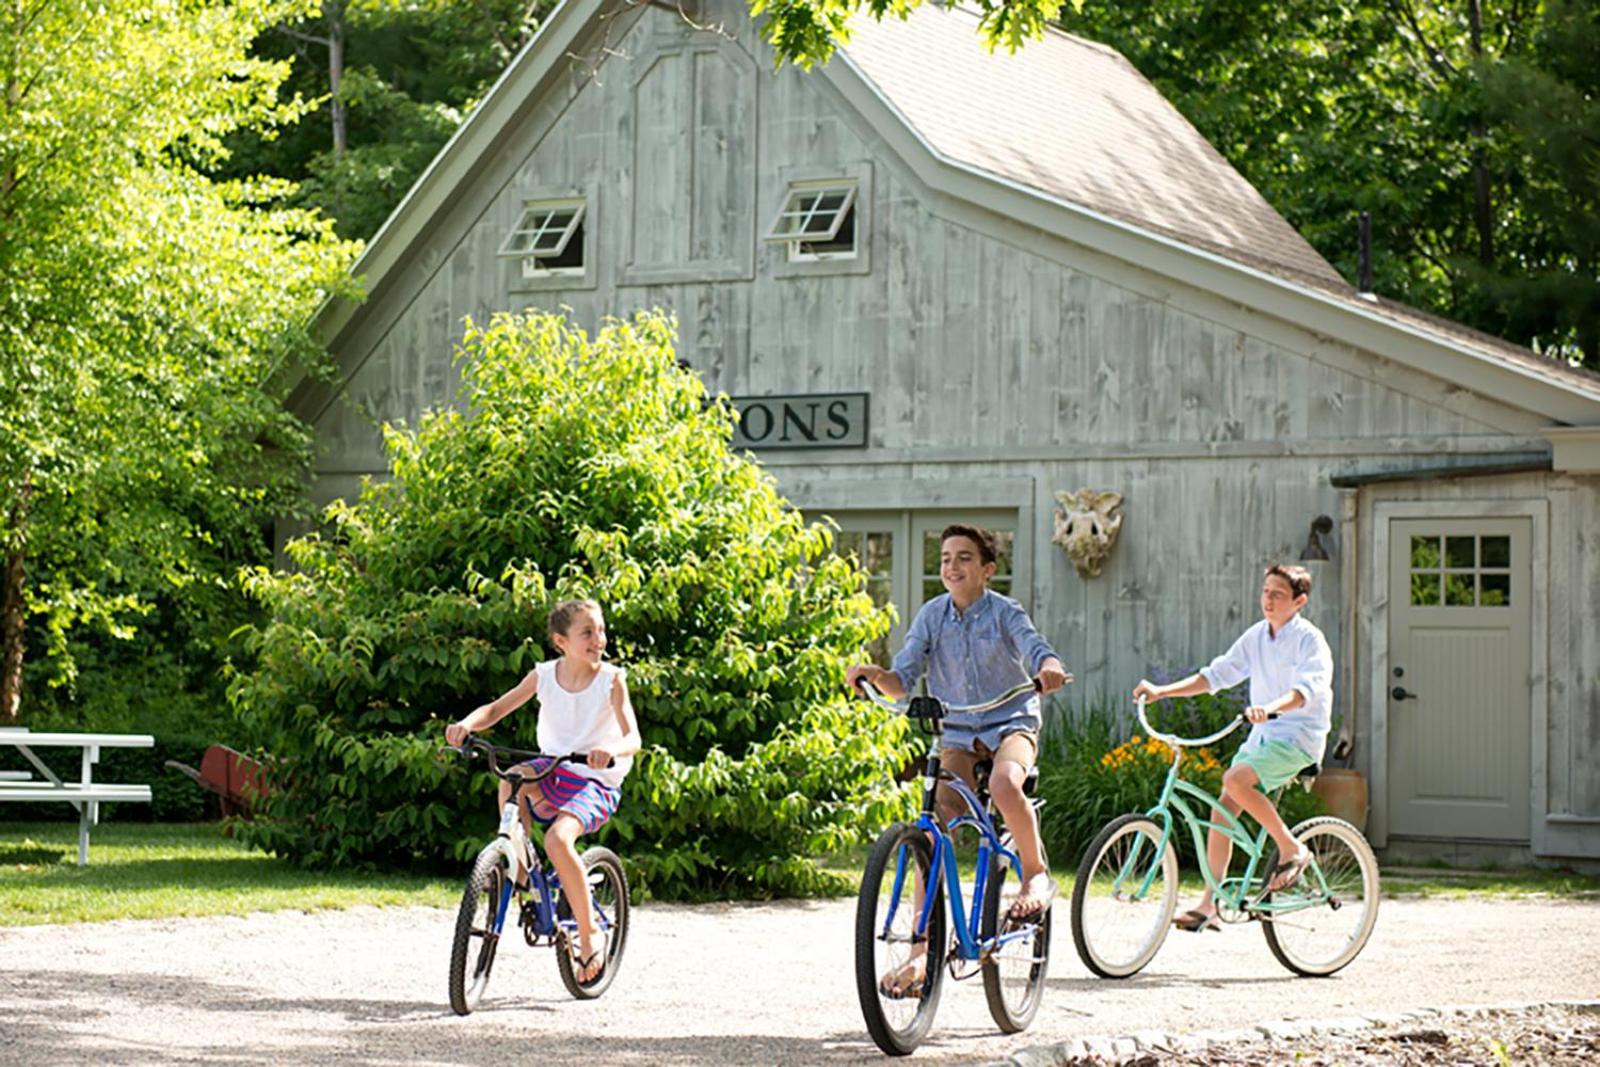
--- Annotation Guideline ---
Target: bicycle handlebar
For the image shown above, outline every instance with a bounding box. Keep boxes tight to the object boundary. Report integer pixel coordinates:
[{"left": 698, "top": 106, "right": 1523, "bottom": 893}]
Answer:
[
  {"left": 446, "top": 735, "right": 615, "bottom": 780},
  {"left": 854, "top": 676, "right": 1043, "bottom": 718},
  {"left": 1134, "top": 695, "right": 1278, "bottom": 748}
]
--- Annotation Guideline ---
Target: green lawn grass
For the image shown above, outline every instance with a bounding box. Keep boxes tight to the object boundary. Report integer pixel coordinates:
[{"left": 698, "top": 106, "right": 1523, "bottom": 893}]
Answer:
[
  {"left": 7, "top": 822, "right": 1598, "bottom": 927},
  {"left": 0, "top": 821, "right": 459, "bottom": 926}
]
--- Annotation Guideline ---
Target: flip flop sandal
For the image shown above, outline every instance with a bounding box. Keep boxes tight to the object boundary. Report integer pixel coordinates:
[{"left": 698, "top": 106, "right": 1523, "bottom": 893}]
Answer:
[
  {"left": 1253, "top": 850, "right": 1314, "bottom": 902},
  {"left": 574, "top": 951, "right": 605, "bottom": 983},
  {"left": 1172, "top": 908, "right": 1221, "bottom": 932},
  {"left": 1007, "top": 877, "right": 1058, "bottom": 922},
  {"left": 878, "top": 966, "right": 926, "bottom": 1000},
  {"left": 570, "top": 927, "right": 608, "bottom": 983}
]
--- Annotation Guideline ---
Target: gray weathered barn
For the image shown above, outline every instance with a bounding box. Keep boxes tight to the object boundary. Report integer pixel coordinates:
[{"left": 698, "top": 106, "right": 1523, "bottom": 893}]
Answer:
[{"left": 291, "top": 0, "right": 1600, "bottom": 864}]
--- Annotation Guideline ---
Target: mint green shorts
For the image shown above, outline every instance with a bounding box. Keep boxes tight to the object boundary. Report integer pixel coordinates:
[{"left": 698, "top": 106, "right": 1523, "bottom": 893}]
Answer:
[{"left": 1231, "top": 739, "right": 1315, "bottom": 791}]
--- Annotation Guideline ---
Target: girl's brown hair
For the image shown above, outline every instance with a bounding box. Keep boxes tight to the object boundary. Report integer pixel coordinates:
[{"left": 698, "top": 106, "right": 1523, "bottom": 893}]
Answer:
[{"left": 547, "top": 598, "right": 602, "bottom": 637}]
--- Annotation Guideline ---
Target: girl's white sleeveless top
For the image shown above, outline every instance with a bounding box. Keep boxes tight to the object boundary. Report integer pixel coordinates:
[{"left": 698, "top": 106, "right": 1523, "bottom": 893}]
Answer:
[{"left": 534, "top": 661, "right": 631, "bottom": 789}]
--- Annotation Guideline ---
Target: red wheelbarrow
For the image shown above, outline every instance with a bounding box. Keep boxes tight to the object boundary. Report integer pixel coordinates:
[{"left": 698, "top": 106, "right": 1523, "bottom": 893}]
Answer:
[{"left": 165, "top": 745, "right": 268, "bottom": 818}]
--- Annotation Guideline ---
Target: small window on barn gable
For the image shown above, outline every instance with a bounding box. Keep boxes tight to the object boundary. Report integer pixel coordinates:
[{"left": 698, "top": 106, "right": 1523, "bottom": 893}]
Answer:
[
  {"left": 766, "top": 180, "right": 858, "bottom": 262},
  {"left": 499, "top": 198, "right": 586, "bottom": 278}
]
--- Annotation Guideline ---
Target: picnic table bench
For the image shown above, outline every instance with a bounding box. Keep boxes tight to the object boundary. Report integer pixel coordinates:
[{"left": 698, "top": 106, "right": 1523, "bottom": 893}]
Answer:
[{"left": 0, "top": 727, "right": 154, "bottom": 865}]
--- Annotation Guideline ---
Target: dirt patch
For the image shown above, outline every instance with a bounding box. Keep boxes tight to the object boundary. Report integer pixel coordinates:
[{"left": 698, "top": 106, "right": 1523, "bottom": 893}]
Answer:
[{"left": 1047, "top": 1004, "right": 1600, "bottom": 1066}]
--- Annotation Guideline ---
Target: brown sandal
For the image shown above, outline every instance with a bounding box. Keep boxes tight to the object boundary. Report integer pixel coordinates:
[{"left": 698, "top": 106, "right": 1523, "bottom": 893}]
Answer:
[{"left": 1173, "top": 908, "right": 1220, "bottom": 932}]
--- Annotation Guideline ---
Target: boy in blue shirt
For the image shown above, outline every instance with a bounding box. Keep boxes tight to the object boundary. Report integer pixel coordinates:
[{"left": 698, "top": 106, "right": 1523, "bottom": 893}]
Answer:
[
  {"left": 847, "top": 524, "right": 1070, "bottom": 931},
  {"left": 1133, "top": 563, "right": 1333, "bottom": 931}
]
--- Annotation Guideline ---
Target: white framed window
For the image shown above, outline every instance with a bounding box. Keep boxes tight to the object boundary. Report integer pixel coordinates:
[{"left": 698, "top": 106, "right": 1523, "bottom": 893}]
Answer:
[
  {"left": 765, "top": 180, "right": 858, "bottom": 262},
  {"left": 812, "top": 509, "right": 1022, "bottom": 667},
  {"left": 499, "top": 198, "right": 586, "bottom": 278}
]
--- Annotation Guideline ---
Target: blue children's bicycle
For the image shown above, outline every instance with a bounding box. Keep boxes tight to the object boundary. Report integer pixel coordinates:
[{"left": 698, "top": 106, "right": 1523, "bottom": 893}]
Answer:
[
  {"left": 853, "top": 677, "right": 1053, "bottom": 1056},
  {"left": 445, "top": 736, "right": 630, "bottom": 1013}
]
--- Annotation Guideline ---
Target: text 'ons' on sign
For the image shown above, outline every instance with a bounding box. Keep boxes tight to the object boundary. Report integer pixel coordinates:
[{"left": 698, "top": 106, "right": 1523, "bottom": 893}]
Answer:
[{"left": 730, "top": 393, "right": 868, "bottom": 450}]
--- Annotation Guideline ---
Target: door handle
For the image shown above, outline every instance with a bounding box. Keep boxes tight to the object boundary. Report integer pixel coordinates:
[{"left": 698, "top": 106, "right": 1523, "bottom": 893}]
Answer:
[{"left": 1391, "top": 686, "right": 1416, "bottom": 701}]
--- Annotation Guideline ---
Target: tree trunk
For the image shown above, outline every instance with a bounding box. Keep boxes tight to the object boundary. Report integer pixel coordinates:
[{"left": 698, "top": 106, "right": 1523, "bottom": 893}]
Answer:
[
  {"left": 1466, "top": 0, "right": 1495, "bottom": 267},
  {"left": 328, "top": 3, "right": 346, "bottom": 155},
  {"left": 0, "top": 477, "right": 30, "bottom": 723}
]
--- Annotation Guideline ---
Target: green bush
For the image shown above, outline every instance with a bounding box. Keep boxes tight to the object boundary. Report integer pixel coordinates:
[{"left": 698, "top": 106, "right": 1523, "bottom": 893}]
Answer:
[
  {"left": 1038, "top": 688, "right": 1323, "bottom": 873},
  {"left": 227, "top": 309, "right": 911, "bottom": 897}
]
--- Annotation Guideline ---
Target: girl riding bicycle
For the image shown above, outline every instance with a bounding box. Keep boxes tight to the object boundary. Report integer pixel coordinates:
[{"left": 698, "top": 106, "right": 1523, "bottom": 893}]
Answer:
[{"left": 445, "top": 598, "right": 641, "bottom": 983}]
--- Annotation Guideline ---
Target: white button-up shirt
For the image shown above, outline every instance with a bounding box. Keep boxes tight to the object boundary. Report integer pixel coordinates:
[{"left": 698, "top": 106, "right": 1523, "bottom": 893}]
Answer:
[{"left": 1200, "top": 613, "right": 1333, "bottom": 763}]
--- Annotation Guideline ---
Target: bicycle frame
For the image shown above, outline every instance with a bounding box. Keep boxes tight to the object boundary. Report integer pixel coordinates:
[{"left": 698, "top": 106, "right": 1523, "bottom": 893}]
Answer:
[
  {"left": 1116, "top": 699, "right": 1326, "bottom": 917},
  {"left": 863, "top": 678, "right": 1045, "bottom": 964},
  {"left": 456, "top": 740, "right": 613, "bottom": 946}
]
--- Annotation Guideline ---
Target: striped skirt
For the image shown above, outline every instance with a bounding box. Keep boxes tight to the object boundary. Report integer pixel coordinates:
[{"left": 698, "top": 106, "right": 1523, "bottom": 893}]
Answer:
[{"left": 515, "top": 758, "right": 620, "bottom": 834}]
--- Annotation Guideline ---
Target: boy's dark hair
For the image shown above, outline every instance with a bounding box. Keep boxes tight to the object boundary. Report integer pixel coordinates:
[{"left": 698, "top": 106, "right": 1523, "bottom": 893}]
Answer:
[
  {"left": 547, "top": 598, "right": 601, "bottom": 637},
  {"left": 941, "top": 523, "right": 999, "bottom": 566},
  {"left": 1265, "top": 563, "right": 1313, "bottom": 599}
]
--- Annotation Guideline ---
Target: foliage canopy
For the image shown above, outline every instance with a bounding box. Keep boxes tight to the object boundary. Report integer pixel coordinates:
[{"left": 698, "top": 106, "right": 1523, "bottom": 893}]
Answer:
[
  {"left": 0, "top": 0, "right": 358, "bottom": 725},
  {"left": 229, "top": 309, "right": 910, "bottom": 898}
]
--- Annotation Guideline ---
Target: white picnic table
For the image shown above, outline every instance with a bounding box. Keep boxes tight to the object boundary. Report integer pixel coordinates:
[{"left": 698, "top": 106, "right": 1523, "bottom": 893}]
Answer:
[{"left": 0, "top": 727, "right": 154, "bottom": 865}]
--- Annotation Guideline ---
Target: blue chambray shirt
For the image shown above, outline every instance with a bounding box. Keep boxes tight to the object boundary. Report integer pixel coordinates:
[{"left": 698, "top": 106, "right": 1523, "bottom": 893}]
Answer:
[{"left": 890, "top": 589, "right": 1061, "bottom": 751}]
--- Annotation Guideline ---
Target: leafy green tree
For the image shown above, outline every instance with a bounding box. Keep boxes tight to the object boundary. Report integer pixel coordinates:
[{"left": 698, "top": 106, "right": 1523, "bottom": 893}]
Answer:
[
  {"left": 0, "top": 0, "right": 358, "bottom": 724},
  {"left": 227, "top": 0, "right": 551, "bottom": 240},
  {"left": 1472, "top": 0, "right": 1600, "bottom": 362},
  {"left": 228, "top": 309, "right": 908, "bottom": 898},
  {"left": 1060, "top": 0, "right": 1596, "bottom": 366},
  {"left": 751, "top": 0, "right": 1074, "bottom": 68}
]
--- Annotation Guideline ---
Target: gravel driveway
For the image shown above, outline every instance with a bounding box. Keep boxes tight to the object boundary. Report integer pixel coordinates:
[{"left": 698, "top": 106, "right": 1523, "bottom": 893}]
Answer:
[{"left": 3, "top": 896, "right": 1597, "bottom": 1065}]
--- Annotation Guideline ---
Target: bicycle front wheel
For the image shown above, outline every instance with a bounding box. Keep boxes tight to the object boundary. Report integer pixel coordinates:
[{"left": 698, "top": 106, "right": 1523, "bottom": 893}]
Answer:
[
  {"left": 448, "top": 843, "right": 511, "bottom": 1015},
  {"left": 979, "top": 856, "right": 1051, "bottom": 1032},
  {"left": 855, "top": 822, "right": 947, "bottom": 1056},
  {"left": 1262, "top": 817, "right": 1380, "bottom": 976},
  {"left": 555, "top": 845, "right": 631, "bottom": 999},
  {"left": 1070, "top": 814, "right": 1178, "bottom": 978}
]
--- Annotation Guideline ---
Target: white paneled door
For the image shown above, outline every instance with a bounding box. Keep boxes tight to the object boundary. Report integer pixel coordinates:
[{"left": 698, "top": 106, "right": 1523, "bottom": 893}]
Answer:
[{"left": 1387, "top": 518, "right": 1531, "bottom": 840}]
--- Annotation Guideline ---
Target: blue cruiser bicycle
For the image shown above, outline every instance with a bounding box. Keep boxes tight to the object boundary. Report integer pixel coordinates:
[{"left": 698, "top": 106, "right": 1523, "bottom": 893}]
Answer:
[
  {"left": 853, "top": 677, "right": 1053, "bottom": 1056},
  {"left": 445, "top": 736, "right": 630, "bottom": 1013}
]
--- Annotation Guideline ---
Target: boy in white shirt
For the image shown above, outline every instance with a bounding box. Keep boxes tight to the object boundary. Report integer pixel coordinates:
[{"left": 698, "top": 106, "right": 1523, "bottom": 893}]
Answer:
[{"left": 1132, "top": 563, "right": 1332, "bottom": 932}]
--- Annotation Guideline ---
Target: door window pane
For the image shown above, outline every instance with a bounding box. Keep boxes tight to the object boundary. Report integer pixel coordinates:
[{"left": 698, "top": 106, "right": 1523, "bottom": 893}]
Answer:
[
  {"left": 1481, "top": 536, "right": 1511, "bottom": 568},
  {"left": 1410, "top": 536, "right": 1441, "bottom": 569},
  {"left": 1479, "top": 573, "right": 1511, "bottom": 606},
  {"left": 1411, "top": 572, "right": 1441, "bottom": 606},
  {"left": 1445, "top": 536, "right": 1476, "bottom": 568},
  {"left": 1444, "top": 573, "right": 1475, "bottom": 606}
]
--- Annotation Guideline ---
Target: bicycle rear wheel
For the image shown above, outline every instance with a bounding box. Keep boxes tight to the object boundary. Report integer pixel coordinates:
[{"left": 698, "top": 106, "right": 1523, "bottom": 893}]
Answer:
[
  {"left": 448, "top": 843, "right": 511, "bottom": 1015},
  {"left": 979, "top": 855, "right": 1051, "bottom": 1032},
  {"left": 555, "top": 846, "right": 631, "bottom": 999},
  {"left": 1070, "top": 813, "right": 1178, "bottom": 978},
  {"left": 1262, "top": 817, "right": 1380, "bottom": 976},
  {"left": 855, "top": 822, "right": 947, "bottom": 1056}
]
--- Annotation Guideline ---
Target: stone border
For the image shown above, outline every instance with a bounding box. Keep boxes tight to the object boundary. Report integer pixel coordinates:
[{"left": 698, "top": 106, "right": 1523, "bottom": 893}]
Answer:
[{"left": 988, "top": 999, "right": 1600, "bottom": 1066}]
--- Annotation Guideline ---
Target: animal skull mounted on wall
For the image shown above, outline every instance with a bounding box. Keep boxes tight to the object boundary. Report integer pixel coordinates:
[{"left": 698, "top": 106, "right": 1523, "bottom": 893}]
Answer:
[{"left": 1052, "top": 489, "right": 1125, "bottom": 579}]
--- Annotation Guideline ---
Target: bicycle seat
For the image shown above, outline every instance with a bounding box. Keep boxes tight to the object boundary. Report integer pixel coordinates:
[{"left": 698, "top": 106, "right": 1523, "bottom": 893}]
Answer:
[{"left": 1297, "top": 763, "right": 1322, "bottom": 781}]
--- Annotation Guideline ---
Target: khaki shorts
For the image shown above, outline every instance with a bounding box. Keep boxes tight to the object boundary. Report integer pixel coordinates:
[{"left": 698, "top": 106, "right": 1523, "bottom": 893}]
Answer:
[{"left": 936, "top": 731, "right": 1038, "bottom": 820}]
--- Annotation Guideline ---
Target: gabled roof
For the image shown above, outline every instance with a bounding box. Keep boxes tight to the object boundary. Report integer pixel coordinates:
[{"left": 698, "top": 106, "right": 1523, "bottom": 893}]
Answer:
[
  {"left": 306, "top": 0, "right": 1600, "bottom": 426},
  {"left": 840, "top": 7, "right": 1345, "bottom": 289}
]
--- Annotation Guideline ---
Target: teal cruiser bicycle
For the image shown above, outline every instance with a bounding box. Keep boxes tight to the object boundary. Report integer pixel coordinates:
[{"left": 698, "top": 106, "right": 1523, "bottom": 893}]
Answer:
[
  {"left": 852, "top": 677, "right": 1055, "bottom": 1056},
  {"left": 1070, "top": 696, "right": 1379, "bottom": 979}
]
